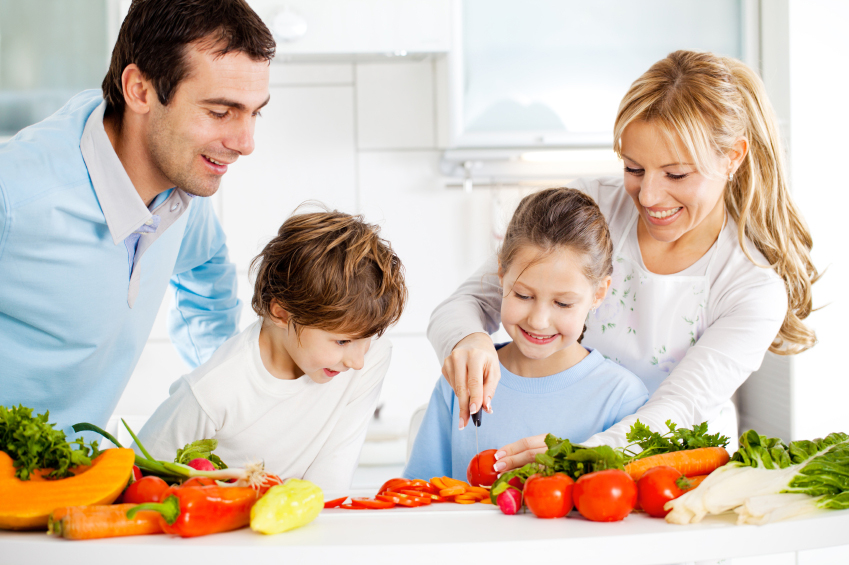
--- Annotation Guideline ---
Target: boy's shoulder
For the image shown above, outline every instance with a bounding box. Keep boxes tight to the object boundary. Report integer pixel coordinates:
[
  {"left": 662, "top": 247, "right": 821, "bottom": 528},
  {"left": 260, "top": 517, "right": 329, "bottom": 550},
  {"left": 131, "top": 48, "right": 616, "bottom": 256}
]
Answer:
[{"left": 183, "top": 322, "right": 259, "bottom": 390}]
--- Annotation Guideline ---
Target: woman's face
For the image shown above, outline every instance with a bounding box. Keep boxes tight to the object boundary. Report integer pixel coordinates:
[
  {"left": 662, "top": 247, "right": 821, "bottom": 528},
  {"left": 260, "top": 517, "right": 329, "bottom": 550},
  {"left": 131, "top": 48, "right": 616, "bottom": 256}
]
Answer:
[{"left": 620, "top": 120, "right": 733, "bottom": 244}]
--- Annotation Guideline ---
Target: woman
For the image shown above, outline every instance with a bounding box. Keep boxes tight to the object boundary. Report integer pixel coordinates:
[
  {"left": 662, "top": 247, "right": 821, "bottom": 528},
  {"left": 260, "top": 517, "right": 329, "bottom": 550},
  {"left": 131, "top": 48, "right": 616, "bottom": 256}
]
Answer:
[{"left": 428, "top": 50, "right": 818, "bottom": 473}]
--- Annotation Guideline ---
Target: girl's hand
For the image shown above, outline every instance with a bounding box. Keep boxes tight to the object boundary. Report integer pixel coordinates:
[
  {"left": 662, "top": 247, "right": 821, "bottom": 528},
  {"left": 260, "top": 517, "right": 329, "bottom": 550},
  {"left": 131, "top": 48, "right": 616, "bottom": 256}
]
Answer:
[
  {"left": 493, "top": 434, "right": 548, "bottom": 474},
  {"left": 441, "top": 332, "right": 500, "bottom": 429}
]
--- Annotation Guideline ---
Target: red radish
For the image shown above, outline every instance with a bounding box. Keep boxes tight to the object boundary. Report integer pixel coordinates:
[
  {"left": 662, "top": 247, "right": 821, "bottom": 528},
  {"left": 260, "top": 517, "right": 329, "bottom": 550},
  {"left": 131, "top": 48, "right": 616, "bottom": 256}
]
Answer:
[
  {"left": 187, "top": 458, "right": 216, "bottom": 471},
  {"left": 496, "top": 488, "right": 522, "bottom": 515},
  {"left": 508, "top": 476, "right": 524, "bottom": 490}
]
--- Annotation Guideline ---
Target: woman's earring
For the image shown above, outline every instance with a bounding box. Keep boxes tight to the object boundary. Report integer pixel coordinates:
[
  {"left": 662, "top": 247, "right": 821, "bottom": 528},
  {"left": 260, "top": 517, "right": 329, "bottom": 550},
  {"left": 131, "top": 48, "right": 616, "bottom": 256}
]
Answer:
[{"left": 728, "top": 171, "right": 734, "bottom": 182}]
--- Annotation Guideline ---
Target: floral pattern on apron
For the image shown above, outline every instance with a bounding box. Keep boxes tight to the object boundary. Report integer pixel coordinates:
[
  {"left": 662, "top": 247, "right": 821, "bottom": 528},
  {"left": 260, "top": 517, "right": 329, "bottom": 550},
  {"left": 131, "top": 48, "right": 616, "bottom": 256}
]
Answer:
[{"left": 583, "top": 211, "right": 738, "bottom": 446}]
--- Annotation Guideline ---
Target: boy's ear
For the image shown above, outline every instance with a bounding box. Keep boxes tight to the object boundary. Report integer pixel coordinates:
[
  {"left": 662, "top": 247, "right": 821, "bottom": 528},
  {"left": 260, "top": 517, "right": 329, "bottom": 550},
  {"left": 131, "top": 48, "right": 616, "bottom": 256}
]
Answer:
[
  {"left": 497, "top": 260, "right": 504, "bottom": 287},
  {"left": 593, "top": 276, "right": 612, "bottom": 309},
  {"left": 269, "top": 300, "right": 291, "bottom": 329}
]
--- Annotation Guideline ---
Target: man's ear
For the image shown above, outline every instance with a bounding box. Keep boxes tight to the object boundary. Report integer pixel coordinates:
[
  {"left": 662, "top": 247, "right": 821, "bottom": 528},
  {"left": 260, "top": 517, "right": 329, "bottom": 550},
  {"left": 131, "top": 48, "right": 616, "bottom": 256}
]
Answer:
[
  {"left": 121, "top": 64, "right": 155, "bottom": 116},
  {"left": 269, "top": 300, "right": 291, "bottom": 329},
  {"left": 593, "top": 276, "right": 612, "bottom": 308}
]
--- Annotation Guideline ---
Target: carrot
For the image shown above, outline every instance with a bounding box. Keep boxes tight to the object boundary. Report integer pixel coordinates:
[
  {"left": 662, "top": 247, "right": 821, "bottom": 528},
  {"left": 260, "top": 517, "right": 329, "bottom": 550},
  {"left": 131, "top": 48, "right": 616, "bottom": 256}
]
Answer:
[
  {"left": 439, "top": 486, "right": 466, "bottom": 497},
  {"left": 682, "top": 474, "right": 709, "bottom": 490},
  {"left": 624, "top": 447, "right": 729, "bottom": 481},
  {"left": 48, "top": 504, "right": 162, "bottom": 540}
]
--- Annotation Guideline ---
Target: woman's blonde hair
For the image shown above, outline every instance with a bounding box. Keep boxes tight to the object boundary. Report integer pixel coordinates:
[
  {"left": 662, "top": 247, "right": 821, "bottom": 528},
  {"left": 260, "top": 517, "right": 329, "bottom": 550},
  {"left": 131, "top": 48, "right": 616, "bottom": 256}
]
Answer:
[{"left": 613, "top": 50, "right": 818, "bottom": 354}]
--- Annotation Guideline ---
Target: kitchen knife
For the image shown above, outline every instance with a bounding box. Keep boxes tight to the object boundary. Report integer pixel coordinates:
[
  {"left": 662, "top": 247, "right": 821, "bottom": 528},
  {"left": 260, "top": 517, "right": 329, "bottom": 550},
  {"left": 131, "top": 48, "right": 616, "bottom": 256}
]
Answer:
[{"left": 472, "top": 409, "right": 481, "bottom": 454}]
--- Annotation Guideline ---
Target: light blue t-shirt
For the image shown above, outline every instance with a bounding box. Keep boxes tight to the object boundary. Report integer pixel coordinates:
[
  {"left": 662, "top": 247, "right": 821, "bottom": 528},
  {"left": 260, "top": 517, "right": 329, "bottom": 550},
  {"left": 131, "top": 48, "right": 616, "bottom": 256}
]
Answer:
[{"left": 403, "top": 346, "right": 649, "bottom": 481}]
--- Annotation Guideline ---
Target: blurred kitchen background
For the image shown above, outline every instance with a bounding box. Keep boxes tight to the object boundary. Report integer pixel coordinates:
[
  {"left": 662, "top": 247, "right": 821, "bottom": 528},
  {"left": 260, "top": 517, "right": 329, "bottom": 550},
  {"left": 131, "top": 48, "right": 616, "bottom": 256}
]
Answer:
[{"left": 2, "top": 3, "right": 848, "bottom": 559}]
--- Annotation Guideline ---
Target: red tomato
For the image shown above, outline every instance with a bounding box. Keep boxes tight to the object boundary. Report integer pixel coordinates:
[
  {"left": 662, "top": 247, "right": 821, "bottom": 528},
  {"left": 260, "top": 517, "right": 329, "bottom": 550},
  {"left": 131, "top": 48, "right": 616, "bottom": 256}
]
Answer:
[
  {"left": 523, "top": 473, "right": 574, "bottom": 519},
  {"left": 132, "top": 465, "right": 143, "bottom": 482},
  {"left": 467, "top": 449, "right": 499, "bottom": 487},
  {"left": 573, "top": 469, "right": 637, "bottom": 522},
  {"left": 376, "top": 493, "right": 427, "bottom": 507},
  {"left": 324, "top": 496, "right": 348, "bottom": 508},
  {"left": 180, "top": 476, "right": 217, "bottom": 489},
  {"left": 123, "top": 475, "right": 170, "bottom": 504},
  {"left": 637, "top": 466, "right": 688, "bottom": 518}
]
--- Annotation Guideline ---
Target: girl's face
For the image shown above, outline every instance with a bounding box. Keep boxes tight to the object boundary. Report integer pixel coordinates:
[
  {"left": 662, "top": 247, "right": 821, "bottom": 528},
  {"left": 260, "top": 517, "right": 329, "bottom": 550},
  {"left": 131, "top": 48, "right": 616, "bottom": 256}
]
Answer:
[
  {"left": 499, "top": 245, "right": 610, "bottom": 363},
  {"left": 282, "top": 327, "right": 373, "bottom": 384},
  {"left": 620, "top": 120, "right": 741, "bottom": 244}
]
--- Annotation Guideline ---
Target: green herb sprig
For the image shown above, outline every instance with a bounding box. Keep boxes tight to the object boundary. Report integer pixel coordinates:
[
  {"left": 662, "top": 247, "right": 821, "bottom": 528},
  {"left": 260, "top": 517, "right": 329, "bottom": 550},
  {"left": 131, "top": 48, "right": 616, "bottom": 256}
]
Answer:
[
  {"left": 0, "top": 405, "right": 99, "bottom": 480},
  {"left": 623, "top": 419, "right": 729, "bottom": 462}
]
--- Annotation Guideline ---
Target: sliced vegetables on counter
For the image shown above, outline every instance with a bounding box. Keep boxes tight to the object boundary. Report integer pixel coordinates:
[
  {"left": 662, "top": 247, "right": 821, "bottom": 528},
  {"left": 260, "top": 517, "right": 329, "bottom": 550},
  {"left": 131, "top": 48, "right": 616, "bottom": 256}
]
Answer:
[{"left": 665, "top": 430, "right": 849, "bottom": 525}]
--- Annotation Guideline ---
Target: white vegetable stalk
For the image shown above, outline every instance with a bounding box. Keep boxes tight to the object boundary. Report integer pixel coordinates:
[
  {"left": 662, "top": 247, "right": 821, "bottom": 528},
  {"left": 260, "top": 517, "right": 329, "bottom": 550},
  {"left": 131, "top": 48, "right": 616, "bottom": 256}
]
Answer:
[{"left": 734, "top": 493, "right": 826, "bottom": 525}]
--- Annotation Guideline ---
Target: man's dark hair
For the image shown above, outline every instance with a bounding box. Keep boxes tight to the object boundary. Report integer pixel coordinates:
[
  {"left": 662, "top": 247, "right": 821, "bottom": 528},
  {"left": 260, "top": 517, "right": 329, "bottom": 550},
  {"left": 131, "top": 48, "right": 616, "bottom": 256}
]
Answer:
[{"left": 102, "top": 0, "right": 276, "bottom": 124}]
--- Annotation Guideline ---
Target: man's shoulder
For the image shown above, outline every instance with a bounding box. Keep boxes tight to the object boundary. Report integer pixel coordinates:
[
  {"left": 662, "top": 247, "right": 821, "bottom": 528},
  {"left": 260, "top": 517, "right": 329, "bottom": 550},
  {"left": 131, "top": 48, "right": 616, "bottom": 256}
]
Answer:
[{"left": 0, "top": 91, "right": 103, "bottom": 206}]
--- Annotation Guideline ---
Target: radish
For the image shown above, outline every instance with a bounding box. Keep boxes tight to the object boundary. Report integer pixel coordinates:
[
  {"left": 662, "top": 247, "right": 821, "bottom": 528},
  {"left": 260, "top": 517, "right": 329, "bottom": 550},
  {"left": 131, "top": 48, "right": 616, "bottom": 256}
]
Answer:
[
  {"left": 508, "top": 476, "right": 524, "bottom": 490},
  {"left": 497, "top": 488, "right": 522, "bottom": 515},
  {"left": 188, "top": 458, "right": 216, "bottom": 471}
]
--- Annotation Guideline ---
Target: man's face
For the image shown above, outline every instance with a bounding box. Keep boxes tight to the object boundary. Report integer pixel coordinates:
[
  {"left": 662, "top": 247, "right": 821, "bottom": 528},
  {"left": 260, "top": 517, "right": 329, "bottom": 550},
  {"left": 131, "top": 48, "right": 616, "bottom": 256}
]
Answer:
[{"left": 146, "top": 43, "right": 270, "bottom": 197}]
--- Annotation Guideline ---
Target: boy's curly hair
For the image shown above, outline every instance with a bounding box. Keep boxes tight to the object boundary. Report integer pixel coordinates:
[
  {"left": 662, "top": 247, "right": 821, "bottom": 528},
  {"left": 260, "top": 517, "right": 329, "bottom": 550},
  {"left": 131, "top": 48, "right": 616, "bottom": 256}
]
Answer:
[{"left": 250, "top": 205, "right": 407, "bottom": 339}]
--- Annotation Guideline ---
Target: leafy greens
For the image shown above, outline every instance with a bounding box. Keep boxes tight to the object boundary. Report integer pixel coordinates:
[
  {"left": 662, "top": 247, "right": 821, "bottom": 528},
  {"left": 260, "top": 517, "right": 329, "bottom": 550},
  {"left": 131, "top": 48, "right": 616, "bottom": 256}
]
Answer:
[
  {"left": 0, "top": 404, "right": 98, "bottom": 480},
  {"left": 624, "top": 419, "right": 729, "bottom": 461},
  {"left": 175, "top": 439, "right": 228, "bottom": 470}
]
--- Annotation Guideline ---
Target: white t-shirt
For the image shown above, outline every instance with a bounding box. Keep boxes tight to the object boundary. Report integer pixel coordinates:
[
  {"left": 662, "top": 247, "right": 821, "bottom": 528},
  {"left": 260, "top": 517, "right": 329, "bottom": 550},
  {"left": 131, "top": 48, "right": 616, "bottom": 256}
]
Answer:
[
  {"left": 428, "top": 177, "right": 788, "bottom": 447},
  {"left": 137, "top": 319, "right": 391, "bottom": 490}
]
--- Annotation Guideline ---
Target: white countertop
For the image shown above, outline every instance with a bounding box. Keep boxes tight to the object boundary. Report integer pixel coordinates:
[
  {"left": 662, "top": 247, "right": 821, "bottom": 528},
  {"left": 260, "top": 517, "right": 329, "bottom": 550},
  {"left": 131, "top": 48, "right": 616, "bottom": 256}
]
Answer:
[{"left": 3, "top": 494, "right": 848, "bottom": 565}]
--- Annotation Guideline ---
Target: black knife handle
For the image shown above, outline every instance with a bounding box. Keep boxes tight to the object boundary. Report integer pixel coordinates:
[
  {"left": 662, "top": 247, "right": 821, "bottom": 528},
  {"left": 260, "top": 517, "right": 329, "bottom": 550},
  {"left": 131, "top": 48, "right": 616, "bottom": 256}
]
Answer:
[{"left": 471, "top": 409, "right": 482, "bottom": 427}]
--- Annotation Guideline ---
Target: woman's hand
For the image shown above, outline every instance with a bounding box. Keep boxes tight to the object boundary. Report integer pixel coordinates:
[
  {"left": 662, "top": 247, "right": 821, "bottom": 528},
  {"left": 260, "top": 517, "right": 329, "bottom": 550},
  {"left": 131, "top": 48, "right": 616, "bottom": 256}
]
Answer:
[
  {"left": 441, "top": 332, "right": 500, "bottom": 429},
  {"left": 493, "top": 434, "right": 548, "bottom": 474}
]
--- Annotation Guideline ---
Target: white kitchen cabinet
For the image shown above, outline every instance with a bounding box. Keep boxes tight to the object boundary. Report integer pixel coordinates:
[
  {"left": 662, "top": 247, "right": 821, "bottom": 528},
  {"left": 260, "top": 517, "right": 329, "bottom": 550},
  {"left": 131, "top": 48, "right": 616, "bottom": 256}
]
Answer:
[
  {"left": 247, "top": 0, "right": 451, "bottom": 57},
  {"left": 220, "top": 85, "right": 357, "bottom": 270}
]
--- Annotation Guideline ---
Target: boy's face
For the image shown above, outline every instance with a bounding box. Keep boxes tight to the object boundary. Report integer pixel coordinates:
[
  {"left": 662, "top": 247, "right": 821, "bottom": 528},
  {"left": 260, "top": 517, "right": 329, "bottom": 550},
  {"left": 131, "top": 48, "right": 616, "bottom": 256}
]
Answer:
[{"left": 284, "top": 326, "right": 373, "bottom": 384}]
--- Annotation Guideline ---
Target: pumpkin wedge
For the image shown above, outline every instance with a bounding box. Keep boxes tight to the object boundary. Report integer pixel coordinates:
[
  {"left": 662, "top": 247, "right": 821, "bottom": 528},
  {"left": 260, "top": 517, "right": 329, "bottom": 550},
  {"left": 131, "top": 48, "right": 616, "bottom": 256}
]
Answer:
[{"left": 0, "top": 448, "right": 135, "bottom": 530}]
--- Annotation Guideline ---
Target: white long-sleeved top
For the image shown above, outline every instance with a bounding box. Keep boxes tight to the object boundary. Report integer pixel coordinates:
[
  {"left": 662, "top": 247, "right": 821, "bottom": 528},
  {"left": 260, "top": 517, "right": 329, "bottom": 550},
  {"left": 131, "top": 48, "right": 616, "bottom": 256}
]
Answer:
[
  {"left": 137, "top": 320, "right": 390, "bottom": 490},
  {"left": 428, "top": 177, "right": 788, "bottom": 447}
]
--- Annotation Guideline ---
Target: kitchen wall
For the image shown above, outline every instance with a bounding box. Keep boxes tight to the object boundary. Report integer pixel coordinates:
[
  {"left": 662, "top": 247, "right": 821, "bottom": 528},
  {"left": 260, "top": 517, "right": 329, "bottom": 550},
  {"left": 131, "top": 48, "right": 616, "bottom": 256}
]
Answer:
[{"left": 110, "top": 56, "right": 504, "bottom": 464}]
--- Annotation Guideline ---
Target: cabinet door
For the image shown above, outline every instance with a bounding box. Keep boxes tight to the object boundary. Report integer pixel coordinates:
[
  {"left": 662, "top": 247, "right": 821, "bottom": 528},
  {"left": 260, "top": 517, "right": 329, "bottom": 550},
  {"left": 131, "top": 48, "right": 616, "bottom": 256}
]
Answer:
[{"left": 220, "top": 85, "right": 357, "bottom": 272}]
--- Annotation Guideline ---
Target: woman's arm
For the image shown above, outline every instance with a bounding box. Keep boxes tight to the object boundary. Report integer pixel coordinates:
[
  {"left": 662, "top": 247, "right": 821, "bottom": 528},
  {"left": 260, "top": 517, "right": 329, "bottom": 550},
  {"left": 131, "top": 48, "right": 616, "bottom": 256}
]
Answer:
[{"left": 427, "top": 256, "right": 503, "bottom": 427}]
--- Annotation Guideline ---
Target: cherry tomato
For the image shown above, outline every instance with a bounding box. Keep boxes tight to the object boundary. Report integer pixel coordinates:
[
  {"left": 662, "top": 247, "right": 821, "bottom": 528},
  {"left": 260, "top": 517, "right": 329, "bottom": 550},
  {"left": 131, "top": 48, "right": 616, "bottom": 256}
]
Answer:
[
  {"left": 637, "top": 466, "right": 689, "bottom": 518},
  {"left": 324, "top": 496, "right": 348, "bottom": 508},
  {"left": 467, "top": 449, "right": 499, "bottom": 487},
  {"left": 573, "top": 469, "right": 637, "bottom": 522},
  {"left": 123, "top": 475, "right": 170, "bottom": 504},
  {"left": 377, "top": 478, "right": 414, "bottom": 494},
  {"left": 523, "top": 473, "right": 574, "bottom": 519},
  {"left": 351, "top": 497, "right": 396, "bottom": 509}
]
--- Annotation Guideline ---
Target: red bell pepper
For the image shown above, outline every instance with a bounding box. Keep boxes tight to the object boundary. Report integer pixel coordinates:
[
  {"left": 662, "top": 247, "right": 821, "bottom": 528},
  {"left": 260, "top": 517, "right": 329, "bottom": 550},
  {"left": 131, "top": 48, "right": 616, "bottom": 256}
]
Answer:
[{"left": 127, "top": 485, "right": 260, "bottom": 538}]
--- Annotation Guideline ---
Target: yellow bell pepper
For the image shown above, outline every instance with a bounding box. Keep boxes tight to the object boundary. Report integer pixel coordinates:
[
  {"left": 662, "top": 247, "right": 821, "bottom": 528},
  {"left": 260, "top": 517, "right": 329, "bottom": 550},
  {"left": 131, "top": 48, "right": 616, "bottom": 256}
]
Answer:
[{"left": 250, "top": 479, "right": 324, "bottom": 535}]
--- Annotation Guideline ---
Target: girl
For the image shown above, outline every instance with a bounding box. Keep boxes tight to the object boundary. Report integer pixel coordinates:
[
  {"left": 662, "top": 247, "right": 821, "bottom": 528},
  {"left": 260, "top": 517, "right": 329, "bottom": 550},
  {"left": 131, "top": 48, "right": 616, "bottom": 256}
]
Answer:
[
  {"left": 429, "top": 50, "right": 816, "bottom": 471},
  {"left": 404, "top": 188, "right": 648, "bottom": 480}
]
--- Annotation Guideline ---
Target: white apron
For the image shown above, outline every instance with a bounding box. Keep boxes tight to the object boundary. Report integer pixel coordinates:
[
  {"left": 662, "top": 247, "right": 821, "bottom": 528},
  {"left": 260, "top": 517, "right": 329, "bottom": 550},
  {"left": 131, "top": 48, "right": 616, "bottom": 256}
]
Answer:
[{"left": 583, "top": 212, "right": 738, "bottom": 449}]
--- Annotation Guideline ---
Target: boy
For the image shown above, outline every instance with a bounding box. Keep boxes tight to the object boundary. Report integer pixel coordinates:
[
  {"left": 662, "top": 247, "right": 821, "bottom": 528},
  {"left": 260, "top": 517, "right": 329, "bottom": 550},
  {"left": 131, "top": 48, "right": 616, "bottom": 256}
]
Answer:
[{"left": 137, "top": 208, "right": 407, "bottom": 490}]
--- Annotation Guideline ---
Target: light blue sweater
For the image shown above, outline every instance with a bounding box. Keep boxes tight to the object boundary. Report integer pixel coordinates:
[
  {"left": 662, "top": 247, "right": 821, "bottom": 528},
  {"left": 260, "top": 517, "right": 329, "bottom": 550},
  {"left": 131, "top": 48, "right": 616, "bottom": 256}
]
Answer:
[
  {"left": 403, "top": 346, "right": 649, "bottom": 481},
  {"left": 0, "top": 91, "right": 240, "bottom": 434}
]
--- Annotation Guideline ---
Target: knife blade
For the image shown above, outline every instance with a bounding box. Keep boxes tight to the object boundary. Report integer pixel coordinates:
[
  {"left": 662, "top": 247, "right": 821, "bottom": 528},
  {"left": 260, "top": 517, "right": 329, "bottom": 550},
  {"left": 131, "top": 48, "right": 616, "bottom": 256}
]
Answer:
[{"left": 472, "top": 409, "right": 481, "bottom": 454}]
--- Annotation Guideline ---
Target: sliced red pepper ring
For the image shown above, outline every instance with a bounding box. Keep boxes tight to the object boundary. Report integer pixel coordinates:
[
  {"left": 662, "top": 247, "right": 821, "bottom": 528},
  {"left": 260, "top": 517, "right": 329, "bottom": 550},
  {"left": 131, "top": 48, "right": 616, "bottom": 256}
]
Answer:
[
  {"left": 376, "top": 494, "right": 425, "bottom": 507},
  {"left": 398, "top": 489, "right": 447, "bottom": 502},
  {"left": 377, "top": 478, "right": 414, "bottom": 495},
  {"left": 339, "top": 503, "right": 368, "bottom": 510},
  {"left": 384, "top": 491, "right": 432, "bottom": 505},
  {"left": 351, "top": 497, "right": 396, "bottom": 509},
  {"left": 323, "top": 496, "right": 348, "bottom": 509},
  {"left": 408, "top": 480, "right": 440, "bottom": 495}
]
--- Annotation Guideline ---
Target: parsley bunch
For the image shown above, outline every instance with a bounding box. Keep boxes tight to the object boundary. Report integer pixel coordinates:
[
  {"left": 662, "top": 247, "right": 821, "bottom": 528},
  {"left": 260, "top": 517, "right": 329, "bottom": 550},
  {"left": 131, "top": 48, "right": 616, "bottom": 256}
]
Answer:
[
  {"left": 0, "top": 405, "right": 98, "bottom": 480},
  {"left": 624, "top": 419, "right": 729, "bottom": 462}
]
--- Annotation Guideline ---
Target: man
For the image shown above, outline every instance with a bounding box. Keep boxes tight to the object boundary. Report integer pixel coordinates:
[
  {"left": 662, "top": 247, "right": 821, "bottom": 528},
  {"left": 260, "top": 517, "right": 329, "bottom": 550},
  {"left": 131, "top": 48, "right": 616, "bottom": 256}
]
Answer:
[{"left": 0, "top": 0, "right": 275, "bottom": 432}]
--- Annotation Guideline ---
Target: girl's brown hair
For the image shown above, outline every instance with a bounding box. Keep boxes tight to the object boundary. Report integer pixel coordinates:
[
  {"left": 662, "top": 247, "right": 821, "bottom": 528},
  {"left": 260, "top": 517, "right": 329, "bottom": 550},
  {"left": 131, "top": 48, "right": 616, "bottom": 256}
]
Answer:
[
  {"left": 614, "top": 50, "right": 818, "bottom": 354},
  {"left": 251, "top": 206, "right": 407, "bottom": 339},
  {"left": 499, "top": 188, "right": 614, "bottom": 287}
]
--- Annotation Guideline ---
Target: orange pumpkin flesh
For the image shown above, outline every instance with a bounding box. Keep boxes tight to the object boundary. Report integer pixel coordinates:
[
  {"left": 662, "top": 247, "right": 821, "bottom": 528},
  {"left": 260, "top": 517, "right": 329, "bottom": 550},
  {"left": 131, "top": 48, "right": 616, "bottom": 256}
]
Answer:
[{"left": 0, "top": 448, "right": 135, "bottom": 530}]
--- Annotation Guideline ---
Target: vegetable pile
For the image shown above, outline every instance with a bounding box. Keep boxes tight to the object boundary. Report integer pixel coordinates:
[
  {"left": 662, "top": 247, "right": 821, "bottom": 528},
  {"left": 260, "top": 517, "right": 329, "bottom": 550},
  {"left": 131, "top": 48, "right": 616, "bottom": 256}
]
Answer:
[
  {"left": 665, "top": 430, "right": 849, "bottom": 525},
  {"left": 0, "top": 405, "right": 323, "bottom": 539}
]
